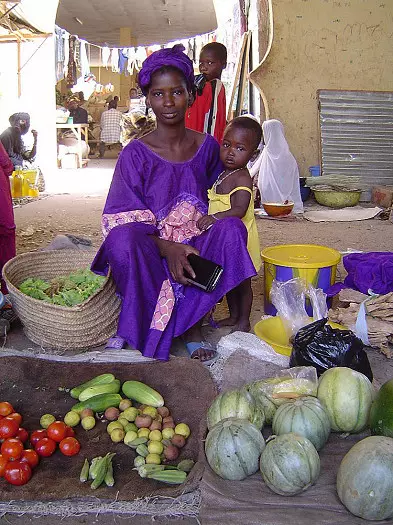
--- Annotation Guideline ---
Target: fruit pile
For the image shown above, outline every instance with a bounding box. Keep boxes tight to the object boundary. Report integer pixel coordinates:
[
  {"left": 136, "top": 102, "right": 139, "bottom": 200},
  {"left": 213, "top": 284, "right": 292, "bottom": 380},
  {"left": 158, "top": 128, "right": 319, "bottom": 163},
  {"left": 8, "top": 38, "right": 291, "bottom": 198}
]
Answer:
[{"left": 0, "top": 402, "right": 80, "bottom": 486}]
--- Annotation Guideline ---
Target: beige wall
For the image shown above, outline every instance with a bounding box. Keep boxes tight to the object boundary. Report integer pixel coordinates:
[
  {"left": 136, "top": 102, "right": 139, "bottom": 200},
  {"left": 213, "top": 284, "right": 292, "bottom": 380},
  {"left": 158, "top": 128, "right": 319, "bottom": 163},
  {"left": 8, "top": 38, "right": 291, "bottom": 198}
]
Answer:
[{"left": 254, "top": 0, "right": 393, "bottom": 176}]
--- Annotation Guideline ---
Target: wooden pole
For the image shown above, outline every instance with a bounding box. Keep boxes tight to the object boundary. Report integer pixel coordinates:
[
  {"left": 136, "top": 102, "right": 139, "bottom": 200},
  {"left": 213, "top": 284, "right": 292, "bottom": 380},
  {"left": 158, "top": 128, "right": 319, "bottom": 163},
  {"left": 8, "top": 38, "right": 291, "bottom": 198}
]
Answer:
[{"left": 17, "top": 39, "right": 21, "bottom": 97}]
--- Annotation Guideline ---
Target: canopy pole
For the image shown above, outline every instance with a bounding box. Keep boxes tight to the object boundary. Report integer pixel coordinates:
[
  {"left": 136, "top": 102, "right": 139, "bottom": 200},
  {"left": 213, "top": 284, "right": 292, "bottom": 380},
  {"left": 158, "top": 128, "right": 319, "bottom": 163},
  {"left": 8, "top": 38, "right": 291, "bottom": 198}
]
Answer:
[{"left": 17, "top": 39, "right": 21, "bottom": 97}]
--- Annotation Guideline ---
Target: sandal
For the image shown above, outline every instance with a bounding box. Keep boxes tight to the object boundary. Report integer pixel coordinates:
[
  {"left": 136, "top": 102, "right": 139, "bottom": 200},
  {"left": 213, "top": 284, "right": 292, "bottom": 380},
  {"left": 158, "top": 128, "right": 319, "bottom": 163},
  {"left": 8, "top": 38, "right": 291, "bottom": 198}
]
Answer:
[
  {"left": 105, "top": 335, "right": 126, "bottom": 350},
  {"left": 185, "top": 341, "right": 218, "bottom": 365}
]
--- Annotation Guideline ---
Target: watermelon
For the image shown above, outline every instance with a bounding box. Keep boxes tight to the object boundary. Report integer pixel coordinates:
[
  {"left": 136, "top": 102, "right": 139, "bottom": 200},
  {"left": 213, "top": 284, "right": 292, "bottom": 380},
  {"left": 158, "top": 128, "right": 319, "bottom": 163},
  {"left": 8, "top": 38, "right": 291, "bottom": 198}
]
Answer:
[{"left": 370, "top": 378, "right": 393, "bottom": 437}]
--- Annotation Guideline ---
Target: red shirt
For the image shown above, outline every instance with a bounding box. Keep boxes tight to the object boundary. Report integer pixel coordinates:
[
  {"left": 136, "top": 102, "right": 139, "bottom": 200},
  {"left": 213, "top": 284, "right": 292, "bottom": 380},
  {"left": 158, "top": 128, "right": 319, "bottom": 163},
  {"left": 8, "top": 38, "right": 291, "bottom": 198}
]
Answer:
[{"left": 186, "top": 79, "right": 226, "bottom": 144}]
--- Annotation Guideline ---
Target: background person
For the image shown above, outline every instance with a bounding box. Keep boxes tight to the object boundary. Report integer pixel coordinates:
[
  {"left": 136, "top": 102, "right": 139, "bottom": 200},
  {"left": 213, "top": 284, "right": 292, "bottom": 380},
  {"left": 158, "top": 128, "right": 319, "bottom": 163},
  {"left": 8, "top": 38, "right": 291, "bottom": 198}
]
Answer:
[
  {"left": 186, "top": 42, "right": 227, "bottom": 143},
  {"left": 0, "top": 113, "right": 37, "bottom": 168},
  {"left": 98, "top": 99, "right": 122, "bottom": 158},
  {"left": 0, "top": 141, "right": 15, "bottom": 294}
]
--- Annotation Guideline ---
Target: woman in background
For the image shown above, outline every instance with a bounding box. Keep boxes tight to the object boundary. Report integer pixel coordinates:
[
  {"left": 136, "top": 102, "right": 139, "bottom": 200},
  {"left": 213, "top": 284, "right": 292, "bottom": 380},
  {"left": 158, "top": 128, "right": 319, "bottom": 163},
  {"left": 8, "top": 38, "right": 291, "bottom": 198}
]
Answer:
[{"left": 0, "top": 141, "right": 15, "bottom": 294}]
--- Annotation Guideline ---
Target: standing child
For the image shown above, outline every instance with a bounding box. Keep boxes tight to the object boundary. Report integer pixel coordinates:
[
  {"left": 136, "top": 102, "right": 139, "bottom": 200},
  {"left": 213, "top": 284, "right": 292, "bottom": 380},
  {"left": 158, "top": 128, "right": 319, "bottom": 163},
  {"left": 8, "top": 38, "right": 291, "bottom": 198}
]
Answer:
[
  {"left": 197, "top": 116, "right": 262, "bottom": 332},
  {"left": 186, "top": 42, "right": 227, "bottom": 143}
]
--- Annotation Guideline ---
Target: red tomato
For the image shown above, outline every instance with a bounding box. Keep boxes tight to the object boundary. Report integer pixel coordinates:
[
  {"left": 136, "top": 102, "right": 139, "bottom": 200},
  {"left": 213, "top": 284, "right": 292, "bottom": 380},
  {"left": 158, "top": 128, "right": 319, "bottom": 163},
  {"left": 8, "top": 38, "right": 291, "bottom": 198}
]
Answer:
[
  {"left": 0, "top": 402, "right": 14, "bottom": 417},
  {"left": 30, "top": 429, "right": 47, "bottom": 446},
  {"left": 46, "top": 421, "right": 67, "bottom": 443},
  {"left": 20, "top": 449, "right": 39, "bottom": 468},
  {"left": 65, "top": 426, "right": 75, "bottom": 438},
  {"left": 4, "top": 461, "right": 32, "bottom": 486},
  {"left": 16, "top": 428, "right": 28, "bottom": 443},
  {"left": 1, "top": 438, "right": 24, "bottom": 461},
  {"left": 35, "top": 437, "right": 56, "bottom": 457},
  {"left": 0, "top": 417, "right": 19, "bottom": 439},
  {"left": 59, "top": 437, "right": 80, "bottom": 457},
  {"left": 7, "top": 413, "right": 22, "bottom": 426},
  {"left": 0, "top": 454, "right": 8, "bottom": 477}
]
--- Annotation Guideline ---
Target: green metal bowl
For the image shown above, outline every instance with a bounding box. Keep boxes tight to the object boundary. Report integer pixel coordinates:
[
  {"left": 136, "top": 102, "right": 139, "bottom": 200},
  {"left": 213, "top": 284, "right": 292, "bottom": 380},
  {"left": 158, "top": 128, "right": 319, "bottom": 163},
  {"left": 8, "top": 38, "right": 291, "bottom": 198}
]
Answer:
[{"left": 314, "top": 189, "right": 361, "bottom": 208}]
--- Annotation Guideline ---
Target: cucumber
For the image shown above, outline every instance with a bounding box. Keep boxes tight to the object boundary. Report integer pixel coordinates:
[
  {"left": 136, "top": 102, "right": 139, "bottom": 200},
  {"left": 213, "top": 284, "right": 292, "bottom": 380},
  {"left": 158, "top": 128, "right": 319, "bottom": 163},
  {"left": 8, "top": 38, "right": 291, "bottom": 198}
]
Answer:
[
  {"left": 71, "top": 393, "right": 122, "bottom": 414},
  {"left": 70, "top": 373, "right": 116, "bottom": 399},
  {"left": 78, "top": 380, "right": 121, "bottom": 402},
  {"left": 122, "top": 381, "right": 164, "bottom": 407}
]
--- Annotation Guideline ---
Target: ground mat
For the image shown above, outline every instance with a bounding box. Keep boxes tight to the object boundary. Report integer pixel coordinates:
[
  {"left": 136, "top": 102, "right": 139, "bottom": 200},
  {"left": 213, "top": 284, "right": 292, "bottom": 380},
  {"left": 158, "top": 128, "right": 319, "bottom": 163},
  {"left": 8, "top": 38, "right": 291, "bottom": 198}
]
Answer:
[{"left": 0, "top": 355, "right": 216, "bottom": 502}]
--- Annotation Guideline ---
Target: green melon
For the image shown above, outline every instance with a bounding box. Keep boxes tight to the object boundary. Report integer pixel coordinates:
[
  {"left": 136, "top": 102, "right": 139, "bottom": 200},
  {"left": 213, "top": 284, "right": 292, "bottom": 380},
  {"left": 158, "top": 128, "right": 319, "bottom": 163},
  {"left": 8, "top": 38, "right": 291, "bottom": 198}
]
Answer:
[
  {"left": 272, "top": 396, "right": 331, "bottom": 450},
  {"left": 205, "top": 417, "right": 266, "bottom": 480},
  {"left": 370, "top": 378, "right": 393, "bottom": 437},
  {"left": 207, "top": 389, "right": 265, "bottom": 430},
  {"left": 259, "top": 433, "right": 320, "bottom": 496},
  {"left": 337, "top": 435, "right": 393, "bottom": 521},
  {"left": 317, "top": 367, "right": 374, "bottom": 433},
  {"left": 245, "top": 384, "right": 277, "bottom": 424}
]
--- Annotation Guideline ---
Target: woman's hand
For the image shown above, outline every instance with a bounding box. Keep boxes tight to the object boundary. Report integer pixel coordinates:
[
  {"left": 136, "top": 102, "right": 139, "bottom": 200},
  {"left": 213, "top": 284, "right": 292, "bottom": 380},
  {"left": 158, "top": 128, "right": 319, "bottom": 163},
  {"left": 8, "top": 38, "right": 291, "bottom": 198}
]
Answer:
[
  {"left": 197, "top": 214, "right": 216, "bottom": 231},
  {"left": 165, "top": 243, "right": 200, "bottom": 285},
  {"left": 153, "top": 237, "right": 199, "bottom": 285}
]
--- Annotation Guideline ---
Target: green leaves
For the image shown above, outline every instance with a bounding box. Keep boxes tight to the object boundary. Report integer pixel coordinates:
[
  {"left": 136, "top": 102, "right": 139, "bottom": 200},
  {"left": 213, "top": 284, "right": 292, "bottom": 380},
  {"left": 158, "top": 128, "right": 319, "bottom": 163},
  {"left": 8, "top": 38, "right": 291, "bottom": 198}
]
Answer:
[{"left": 19, "top": 269, "right": 105, "bottom": 307}]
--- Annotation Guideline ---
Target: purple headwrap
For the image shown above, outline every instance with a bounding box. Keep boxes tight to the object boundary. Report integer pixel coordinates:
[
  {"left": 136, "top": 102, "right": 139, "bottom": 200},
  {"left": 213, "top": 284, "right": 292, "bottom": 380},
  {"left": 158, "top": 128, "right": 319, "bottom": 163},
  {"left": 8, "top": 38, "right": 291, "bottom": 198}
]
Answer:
[{"left": 138, "top": 44, "right": 194, "bottom": 95}]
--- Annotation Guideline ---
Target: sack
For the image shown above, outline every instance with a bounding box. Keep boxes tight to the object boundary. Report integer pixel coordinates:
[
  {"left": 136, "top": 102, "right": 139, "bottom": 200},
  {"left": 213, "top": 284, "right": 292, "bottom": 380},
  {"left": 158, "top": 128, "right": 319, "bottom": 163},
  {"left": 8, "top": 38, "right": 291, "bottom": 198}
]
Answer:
[{"left": 289, "top": 318, "right": 373, "bottom": 382}]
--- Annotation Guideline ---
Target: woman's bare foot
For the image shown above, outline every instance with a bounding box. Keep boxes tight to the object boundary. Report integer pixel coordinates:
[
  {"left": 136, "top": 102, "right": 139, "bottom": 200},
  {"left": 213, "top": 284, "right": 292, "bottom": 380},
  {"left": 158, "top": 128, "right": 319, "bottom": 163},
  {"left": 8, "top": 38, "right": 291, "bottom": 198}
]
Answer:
[
  {"left": 230, "top": 320, "right": 251, "bottom": 333},
  {"left": 216, "top": 316, "right": 238, "bottom": 328}
]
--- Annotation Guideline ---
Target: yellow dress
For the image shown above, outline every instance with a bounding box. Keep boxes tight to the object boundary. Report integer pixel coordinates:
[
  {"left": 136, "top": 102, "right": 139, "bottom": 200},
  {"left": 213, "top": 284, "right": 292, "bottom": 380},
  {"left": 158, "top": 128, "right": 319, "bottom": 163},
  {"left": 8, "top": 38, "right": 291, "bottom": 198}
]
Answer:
[{"left": 208, "top": 186, "right": 262, "bottom": 271}]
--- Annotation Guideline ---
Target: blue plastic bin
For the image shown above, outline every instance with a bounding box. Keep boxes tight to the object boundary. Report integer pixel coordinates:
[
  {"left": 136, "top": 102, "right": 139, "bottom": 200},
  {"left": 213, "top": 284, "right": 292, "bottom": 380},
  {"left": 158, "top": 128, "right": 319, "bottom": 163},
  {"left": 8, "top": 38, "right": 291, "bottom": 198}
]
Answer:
[{"left": 308, "top": 165, "right": 321, "bottom": 177}]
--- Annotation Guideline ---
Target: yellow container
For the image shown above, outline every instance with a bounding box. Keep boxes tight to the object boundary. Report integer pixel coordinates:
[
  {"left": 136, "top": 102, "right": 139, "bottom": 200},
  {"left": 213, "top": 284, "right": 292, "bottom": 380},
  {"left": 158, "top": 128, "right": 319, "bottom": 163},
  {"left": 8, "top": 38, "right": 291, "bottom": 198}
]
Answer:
[
  {"left": 11, "top": 170, "right": 23, "bottom": 198},
  {"left": 28, "top": 186, "right": 39, "bottom": 198},
  {"left": 254, "top": 316, "right": 346, "bottom": 356},
  {"left": 22, "top": 176, "right": 30, "bottom": 197},
  {"left": 261, "top": 244, "right": 341, "bottom": 316},
  {"left": 21, "top": 169, "right": 38, "bottom": 185}
]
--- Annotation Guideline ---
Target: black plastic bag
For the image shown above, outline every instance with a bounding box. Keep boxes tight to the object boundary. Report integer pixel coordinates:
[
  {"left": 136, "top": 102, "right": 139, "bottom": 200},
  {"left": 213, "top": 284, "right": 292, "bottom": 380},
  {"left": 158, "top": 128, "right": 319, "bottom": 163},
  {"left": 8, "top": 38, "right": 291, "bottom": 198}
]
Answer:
[{"left": 290, "top": 318, "right": 373, "bottom": 382}]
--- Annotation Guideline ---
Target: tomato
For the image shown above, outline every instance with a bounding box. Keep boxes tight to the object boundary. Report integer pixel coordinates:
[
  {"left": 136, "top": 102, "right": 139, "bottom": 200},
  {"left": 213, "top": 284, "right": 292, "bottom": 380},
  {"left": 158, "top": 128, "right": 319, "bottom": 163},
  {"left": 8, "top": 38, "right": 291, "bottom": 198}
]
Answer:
[
  {"left": 4, "top": 461, "right": 32, "bottom": 486},
  {"left": 20, "top": 449, "right": 39, "bottom": 468},
  {"left": 0, "top": 402, "right": 14, "bottom": 417},
  {"left": 35, "top": 437, "right": 56, "bottom": 457},
  {"left": 30, "top": 429, "right": 47, "bottom": 446},
  {"left": 1, "top": 438, "right": 24, "bottom": 461},
  {"left": 0, "top": 417, "right": 19, "bottom": 439},
  {"left": 0, "top": 454, "right": 8, "bottom": 477},
  {"left": 16, "top": 428, "right": 28, "bottom": 443},
  {"left": 59, "top": 437, "right": 80, "bottom": 457},
  {"left": 65, "top": 426, "right": 75, "bottom": 438},
  {"left": 46, "top": 421, "right": 67, "bottom": 443},
  {"left": 7, "top": 413, "right": 22, "bottom": 426}
]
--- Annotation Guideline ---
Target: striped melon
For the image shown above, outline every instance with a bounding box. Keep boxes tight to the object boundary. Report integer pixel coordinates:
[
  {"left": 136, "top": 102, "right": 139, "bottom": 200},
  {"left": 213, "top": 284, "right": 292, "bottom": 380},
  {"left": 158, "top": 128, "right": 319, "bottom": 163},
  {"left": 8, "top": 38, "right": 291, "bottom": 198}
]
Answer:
[
  {"left": 205, "top": 417, "right": 265, "bottom": 480},
  {"left": 207, "top": 389, "right": 265, "bottom": 430},
  {"left": 317, "top": 367, "right": 374, "bottom": 433},
  {"left": 260, "top": 433, "right": 320, "bottom": 496},
  {"left": 272, "top": 396, "right": 331, "bottom": 450}
]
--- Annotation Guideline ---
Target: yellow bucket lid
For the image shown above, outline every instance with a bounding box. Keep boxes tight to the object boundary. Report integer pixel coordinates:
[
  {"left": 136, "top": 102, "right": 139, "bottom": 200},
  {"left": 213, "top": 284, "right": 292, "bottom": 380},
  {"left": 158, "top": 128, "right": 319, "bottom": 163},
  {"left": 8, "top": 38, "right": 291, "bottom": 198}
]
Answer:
[{"left": 261, "top": 244, "right": 341, "bottom": 269}]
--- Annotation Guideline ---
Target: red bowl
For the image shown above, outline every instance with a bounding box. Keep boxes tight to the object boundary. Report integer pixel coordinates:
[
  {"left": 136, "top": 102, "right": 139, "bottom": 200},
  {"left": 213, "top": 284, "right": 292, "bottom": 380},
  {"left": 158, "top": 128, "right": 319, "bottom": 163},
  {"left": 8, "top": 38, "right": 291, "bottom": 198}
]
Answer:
[{"left": 262, "top": 201, "right": 294, "bottom": 217}]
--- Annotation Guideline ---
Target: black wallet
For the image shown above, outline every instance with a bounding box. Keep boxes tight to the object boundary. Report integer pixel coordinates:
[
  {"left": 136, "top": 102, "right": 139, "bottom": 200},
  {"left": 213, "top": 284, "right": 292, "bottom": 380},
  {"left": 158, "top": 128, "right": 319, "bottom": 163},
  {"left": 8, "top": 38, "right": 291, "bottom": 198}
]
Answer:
[{"left": 183, "top": 254, "right": 223, "bottom": 292}]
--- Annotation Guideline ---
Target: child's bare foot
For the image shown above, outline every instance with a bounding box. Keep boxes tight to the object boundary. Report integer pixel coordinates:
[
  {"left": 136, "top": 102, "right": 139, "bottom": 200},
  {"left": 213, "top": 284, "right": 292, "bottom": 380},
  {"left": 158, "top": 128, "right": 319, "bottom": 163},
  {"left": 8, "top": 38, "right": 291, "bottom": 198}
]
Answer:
[
  {"left": 216, "top": 316, "right": 238, "bottom": 328},
  {"left": 230, "top": 320, "right": 251, "bottom": 333}
]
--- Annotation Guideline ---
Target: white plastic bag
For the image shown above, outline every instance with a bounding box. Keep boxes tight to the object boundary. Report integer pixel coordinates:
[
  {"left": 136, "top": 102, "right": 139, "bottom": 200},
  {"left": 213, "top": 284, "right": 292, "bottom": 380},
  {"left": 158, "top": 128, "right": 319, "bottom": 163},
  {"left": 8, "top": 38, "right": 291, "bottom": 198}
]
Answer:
[{"left": 270, "top": 278, "right": 328, "bottom": 338}]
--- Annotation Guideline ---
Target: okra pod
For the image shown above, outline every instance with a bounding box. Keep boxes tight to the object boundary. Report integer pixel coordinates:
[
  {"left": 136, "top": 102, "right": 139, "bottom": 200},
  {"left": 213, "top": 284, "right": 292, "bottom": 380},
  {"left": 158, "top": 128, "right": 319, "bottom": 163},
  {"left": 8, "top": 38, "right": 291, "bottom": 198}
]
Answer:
[
  {"left": 91, "top": 453, "right": 115, "bottom": 489},
  {"left": 137, "top": 464, "right": 165, "bottom": 478},
  {"left": 147, "top": 469, "right": 187, "bottom": 485},
  {"left": 136, "top": 444, "right": 149, "bottom": 457},
  {"left": 80, "top": 458, "right": 90, "bottom": 483},
  {"left": 89, "top": 456, "right": 102, "bottom": 480},
  {"left": 134, "top": 456, "right": 146, "bottom": 468},
  {"left": 104, "top": 459, "right": 115, "bottom": 487}
]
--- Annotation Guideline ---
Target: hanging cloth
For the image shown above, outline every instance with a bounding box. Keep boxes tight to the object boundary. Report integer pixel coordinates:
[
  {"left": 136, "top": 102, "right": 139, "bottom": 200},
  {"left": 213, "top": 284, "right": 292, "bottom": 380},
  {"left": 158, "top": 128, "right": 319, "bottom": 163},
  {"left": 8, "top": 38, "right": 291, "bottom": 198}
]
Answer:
[
  {"left": 80, "top": 40, "right": 90, "bottom": 78},
  {"left": 111, "top": 49, "right": 120, "bottom": 72},
  {"left": 66, "top": 35, "right": 77, "bottom": 88},
  {"left": 118, "top": 48, "right": 128, "bottom": 74},
  {"left": 102, "top": 47, "right": 110, "bottom": 68}
]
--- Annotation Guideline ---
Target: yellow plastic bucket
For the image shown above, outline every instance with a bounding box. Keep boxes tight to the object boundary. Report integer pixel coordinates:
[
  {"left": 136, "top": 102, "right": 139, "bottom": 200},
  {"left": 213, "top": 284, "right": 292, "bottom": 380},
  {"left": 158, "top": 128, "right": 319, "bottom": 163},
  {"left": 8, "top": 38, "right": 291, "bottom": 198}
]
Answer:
[
  {"left": 261, "top": 244, "right": 341, "bottom": 316},
  {"left": 254, "top": 316, "right": 346, "bottom": 356}
]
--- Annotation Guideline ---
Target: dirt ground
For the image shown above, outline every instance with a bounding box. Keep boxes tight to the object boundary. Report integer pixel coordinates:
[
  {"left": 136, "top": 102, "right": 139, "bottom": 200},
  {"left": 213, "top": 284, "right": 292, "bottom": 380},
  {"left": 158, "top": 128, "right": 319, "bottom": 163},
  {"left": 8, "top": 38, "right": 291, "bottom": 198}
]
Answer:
[{"left": 3, "top": 160, "right": 393, "bottom": 524}]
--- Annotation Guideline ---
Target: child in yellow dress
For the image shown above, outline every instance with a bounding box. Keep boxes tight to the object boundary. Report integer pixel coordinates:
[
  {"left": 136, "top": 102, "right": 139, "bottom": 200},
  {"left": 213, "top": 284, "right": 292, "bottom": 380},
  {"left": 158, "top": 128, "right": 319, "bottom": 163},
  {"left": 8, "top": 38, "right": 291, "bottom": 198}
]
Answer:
[{"left": 197, "top": 116, "right": 262, "bottom": 331}]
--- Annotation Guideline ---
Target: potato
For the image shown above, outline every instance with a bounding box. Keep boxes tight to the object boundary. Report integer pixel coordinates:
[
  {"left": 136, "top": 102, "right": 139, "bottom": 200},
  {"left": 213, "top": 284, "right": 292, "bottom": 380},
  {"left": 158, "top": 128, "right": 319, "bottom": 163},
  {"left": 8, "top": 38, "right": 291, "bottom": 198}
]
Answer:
[
  {"left": 149, "top": 420, "right": 162, "bottom": 432},
  {"left": 162, "top": 421, "right": 175, "bottom": 430},
  {"left": 135, "top": 414, "right": 153, "bottom": 428},
  {"left": 104, "top": 407, "right": 120, "bottom": 421},
  {"left": 163, "top": 416, "right": 174, "bottom": 424},
  {"left": 157, "top": 406, "right": 170, "bottom": 418},
  {"left": 80, "top": 408, "right": 94, "bottom": 419},
  {"left": 164, "top": 445, "right": 179, "bottom": 460},
  {"left": 171, "top": 434, "right": 186, "bottom": 448},
  {"left": 119, "top": 399, "right": 132, "bottom": 411}
]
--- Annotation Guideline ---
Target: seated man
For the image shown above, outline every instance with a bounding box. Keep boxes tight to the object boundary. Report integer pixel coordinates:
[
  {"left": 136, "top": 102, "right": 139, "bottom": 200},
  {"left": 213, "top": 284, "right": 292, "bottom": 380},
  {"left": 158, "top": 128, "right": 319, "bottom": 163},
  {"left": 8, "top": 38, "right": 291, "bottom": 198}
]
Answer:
[{"left": 99, "top": 100, "right": 122, "bottom": 158}]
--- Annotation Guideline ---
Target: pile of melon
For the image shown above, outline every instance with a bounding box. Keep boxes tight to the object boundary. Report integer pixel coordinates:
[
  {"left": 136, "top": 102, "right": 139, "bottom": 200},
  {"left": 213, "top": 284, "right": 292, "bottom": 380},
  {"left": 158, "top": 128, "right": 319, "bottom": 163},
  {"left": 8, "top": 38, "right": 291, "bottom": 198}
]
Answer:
[{"left": 204, "top": 367, "right": 393, "bottom": 521}]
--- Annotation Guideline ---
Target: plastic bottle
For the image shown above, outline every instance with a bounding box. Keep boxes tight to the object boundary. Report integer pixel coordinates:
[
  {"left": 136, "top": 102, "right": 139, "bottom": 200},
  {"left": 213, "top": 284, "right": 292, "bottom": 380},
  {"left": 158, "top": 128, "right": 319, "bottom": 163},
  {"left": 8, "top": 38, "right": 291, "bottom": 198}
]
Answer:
[
  {"left": 22, "top": 173, "right": 30, "bottom": 197},
  {"left": 12, "top": 166, "right": 23, "bottom": 198}
]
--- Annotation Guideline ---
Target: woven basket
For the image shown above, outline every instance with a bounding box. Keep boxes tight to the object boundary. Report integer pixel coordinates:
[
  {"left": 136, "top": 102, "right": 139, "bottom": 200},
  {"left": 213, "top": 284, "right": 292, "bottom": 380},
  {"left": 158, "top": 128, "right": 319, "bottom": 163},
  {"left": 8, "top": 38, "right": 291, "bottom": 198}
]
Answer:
[{"left": 2, "top": 250, "right": 121, "bottom": 350}]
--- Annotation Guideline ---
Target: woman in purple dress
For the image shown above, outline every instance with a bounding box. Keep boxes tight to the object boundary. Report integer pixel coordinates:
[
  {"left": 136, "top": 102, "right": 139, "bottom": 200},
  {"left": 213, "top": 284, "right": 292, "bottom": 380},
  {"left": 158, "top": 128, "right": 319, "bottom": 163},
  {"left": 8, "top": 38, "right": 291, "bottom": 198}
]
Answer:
[{"left": 92, "top": 45, "right": 256, "bottom": 362}]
